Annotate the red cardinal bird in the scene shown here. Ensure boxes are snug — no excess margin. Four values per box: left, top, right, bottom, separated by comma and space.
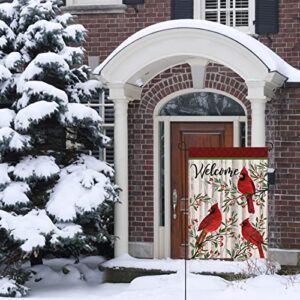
197, 203, 222, 246
241, 218, 265, 259
237, 166, 255, 214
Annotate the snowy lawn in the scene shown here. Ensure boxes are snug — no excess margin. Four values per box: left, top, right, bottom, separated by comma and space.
1, 256, 300, 299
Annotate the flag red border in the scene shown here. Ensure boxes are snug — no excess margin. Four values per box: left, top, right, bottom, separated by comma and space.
188, 147, 268, 158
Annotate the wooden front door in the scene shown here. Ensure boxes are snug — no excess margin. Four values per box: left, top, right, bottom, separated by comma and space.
171, 122, 233, 258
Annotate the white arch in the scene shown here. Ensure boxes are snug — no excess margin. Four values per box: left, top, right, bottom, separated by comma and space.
94, 19, 296, 90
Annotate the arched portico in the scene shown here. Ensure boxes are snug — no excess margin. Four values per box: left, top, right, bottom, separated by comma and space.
94, 19, 297, 258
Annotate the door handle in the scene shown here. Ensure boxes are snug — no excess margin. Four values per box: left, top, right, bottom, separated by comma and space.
172, 188, 178, 219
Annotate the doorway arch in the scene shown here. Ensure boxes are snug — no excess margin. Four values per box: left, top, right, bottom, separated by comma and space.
153, 89, 247, 257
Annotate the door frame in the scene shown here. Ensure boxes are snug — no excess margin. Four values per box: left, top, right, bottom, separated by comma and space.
153, 89, 248, 258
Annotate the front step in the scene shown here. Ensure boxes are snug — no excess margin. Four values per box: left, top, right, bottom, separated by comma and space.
98, 254, 280, 283
99, 265, 176, 283
99, 265, 251, 283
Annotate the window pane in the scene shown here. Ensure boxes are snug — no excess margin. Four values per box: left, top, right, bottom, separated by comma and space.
220, 0, 226, 9
220, 11, 227, 25
105, 128, 114, 165
230, 11, 234, 26
236, 0, 248, 8
206, 11, 218, 22
159, 92, 245, 116
240, 121, 246, 147
236, 10, 248, 26
206, 0, 218, 9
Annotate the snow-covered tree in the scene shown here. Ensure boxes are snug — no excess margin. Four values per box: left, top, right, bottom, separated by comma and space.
0, 0, 118, 277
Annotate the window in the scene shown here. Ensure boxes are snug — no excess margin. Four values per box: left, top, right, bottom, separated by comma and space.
194, 0, 255, 33
159, 92, 245, 116
86, 90, 114, 165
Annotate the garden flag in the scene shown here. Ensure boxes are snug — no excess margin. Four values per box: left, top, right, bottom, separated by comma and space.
188, 148, 268, 260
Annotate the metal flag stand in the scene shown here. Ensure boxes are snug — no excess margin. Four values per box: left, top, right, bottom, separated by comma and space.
178, 141, 188, 300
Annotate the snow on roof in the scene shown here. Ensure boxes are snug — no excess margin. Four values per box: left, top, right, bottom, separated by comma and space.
94, 19, 300, 83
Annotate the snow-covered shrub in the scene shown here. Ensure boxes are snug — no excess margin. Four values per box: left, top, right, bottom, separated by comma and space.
0, 277, 29, 298
0, 0, 119, 281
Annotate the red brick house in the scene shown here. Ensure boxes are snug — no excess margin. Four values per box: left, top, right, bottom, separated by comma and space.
64, 0, 300, 265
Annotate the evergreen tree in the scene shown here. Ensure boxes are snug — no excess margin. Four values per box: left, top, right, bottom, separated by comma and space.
0, 0, 118, 279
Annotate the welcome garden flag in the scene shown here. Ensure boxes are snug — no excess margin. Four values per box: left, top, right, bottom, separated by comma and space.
188, 148, 268, 260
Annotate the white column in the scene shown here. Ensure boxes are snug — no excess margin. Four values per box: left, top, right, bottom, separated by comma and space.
113, 98, 130, 257
246, 82, 269, 147
250, 98, 267, 146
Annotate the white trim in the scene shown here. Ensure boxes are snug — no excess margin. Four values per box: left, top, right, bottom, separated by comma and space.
153, 120, 159, 258
153, 89, 247, 258
164, 120, 171, 258
66, 0, 122, 5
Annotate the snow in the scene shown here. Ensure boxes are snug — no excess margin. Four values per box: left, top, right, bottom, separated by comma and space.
16, 81, 68, 109
0, 19, 15, 42
27, 19, 63, 35
0, 64, 11, 82
64, 154, 114, 177
0, 127, 31, 151
55, 13, 73, 26
25, 20, 65, 52
17, 53, 69, 92
0, 2, 16, 20
3, 52, 22, 71
0, 277, 29, 298
75, 80, 102, 94
0, 163, 11, 186
13, 156, 60, 181
47, 168, 110, 221
0, 256, 298, 300
0, 181, 30, 206
65, 103, 102, 124
59, 46, 84, 64
0, 108, 16, 128
63, 24, 86, 41
0, 209, 82, 252
94, 19, 300, 83
14, 101, 59, 130
102, 254, 280, 275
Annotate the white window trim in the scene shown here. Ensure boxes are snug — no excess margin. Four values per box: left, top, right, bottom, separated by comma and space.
66, 0, 122, 6
194, 0, 255, 34
153, 88, 247, 258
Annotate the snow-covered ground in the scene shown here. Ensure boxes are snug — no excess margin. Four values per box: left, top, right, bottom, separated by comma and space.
1, 256, 299, 300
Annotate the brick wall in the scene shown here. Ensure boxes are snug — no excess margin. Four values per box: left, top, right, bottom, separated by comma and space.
72, 0, 300, 249
267, 86, 300, 248
76, 0, 171, 61
259, 0, 300, 68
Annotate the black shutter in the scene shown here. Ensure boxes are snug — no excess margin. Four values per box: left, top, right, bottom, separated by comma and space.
255, 0, 279, 34
171, 0, 193, 20
123, 0, 144, 4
